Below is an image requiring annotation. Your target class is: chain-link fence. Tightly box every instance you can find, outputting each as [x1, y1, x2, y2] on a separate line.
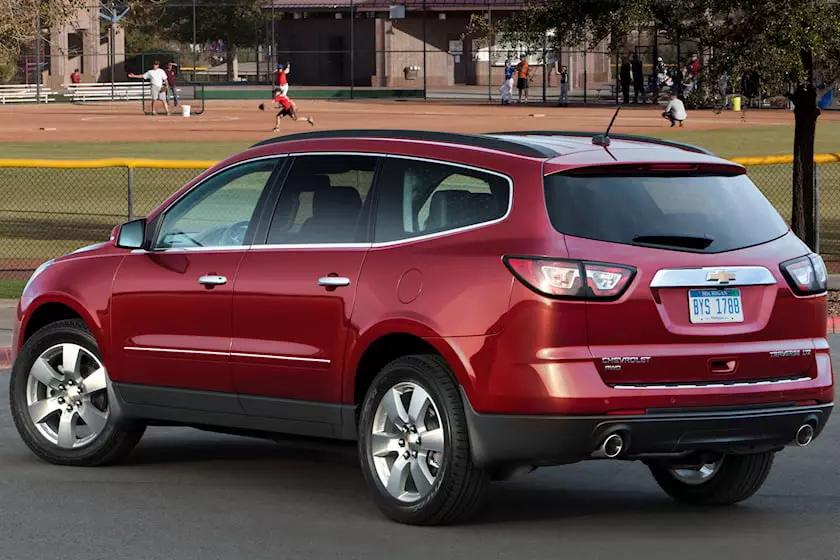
[0, 157, 838, 281]
[0, 160, 210, 279]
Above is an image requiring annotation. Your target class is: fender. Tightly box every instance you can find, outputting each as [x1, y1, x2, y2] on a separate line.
[342, 317, 482, 405]
[17, 253, 124, 368]
[19, 292, 107, 354]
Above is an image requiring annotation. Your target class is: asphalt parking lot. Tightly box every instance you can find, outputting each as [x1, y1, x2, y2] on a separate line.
[1, 342, 838, 560]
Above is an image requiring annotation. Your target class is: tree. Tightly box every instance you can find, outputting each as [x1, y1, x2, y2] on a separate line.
[125, 0, 264, 81]
[484, 0, 840, 251]
[0, 0, 85, 55]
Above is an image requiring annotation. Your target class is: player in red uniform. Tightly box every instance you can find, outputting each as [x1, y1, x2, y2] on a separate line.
[272, 89, 314, 131]
[275, 63, 290, 96]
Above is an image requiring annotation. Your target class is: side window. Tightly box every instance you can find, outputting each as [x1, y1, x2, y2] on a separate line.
[373, 158, 510, 243]
[155, 159, 277, 249]
[267, 155, 377, 244]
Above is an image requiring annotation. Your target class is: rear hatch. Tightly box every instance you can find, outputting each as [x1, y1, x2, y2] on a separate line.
[543, 163, 827, 387]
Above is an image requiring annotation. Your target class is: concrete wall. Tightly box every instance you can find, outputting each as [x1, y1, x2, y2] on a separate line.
[274, 15, 375, 86]
[45, 4, 125, 88]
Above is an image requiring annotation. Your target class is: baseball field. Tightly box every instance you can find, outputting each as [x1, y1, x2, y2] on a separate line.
[0, 99, 838, 296]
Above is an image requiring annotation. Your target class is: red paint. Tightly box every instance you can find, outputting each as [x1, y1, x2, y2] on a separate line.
[109, 251, 244, 392]
[10, 133, 834, 422]
[231, 247, 367, 402]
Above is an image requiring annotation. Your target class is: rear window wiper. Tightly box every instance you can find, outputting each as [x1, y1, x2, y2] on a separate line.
[632, 234, 714, 250]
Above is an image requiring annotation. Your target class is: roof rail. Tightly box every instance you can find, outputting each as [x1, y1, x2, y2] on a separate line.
[487, 130, 715, 156]
[249, 129, 558, 158]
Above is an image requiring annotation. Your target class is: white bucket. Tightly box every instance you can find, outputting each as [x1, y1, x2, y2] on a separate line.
[182, 104, 191, 117]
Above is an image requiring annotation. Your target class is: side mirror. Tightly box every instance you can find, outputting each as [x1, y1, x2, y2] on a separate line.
[116, 218, 147, 250]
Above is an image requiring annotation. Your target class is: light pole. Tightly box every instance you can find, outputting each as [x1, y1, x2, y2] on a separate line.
[193, 0, 198, 81]
[35, 12, 41, 104]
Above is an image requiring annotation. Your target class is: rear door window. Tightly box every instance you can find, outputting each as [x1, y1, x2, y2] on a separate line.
[543, 173, 788, 253]
[373, 158, 510, 243]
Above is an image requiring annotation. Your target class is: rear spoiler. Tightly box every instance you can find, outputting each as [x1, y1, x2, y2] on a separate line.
[551, 162, 746, 177]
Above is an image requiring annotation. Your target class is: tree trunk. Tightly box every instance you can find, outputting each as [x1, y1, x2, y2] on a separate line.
[790, 83, 820, 251]
[226, 45, 236, 82]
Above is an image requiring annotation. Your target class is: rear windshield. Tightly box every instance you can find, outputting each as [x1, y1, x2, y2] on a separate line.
[543, 173, 788, 253]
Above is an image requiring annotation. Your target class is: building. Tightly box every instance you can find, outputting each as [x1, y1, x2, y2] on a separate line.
[23, 4, 125, 89]
[267, 0, 613, 91]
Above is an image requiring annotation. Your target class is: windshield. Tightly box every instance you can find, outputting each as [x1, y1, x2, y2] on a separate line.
[543, 173, 788, 253]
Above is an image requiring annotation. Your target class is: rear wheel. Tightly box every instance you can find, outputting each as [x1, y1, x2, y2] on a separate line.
[358, 354, 488, 525]
[10, 319, 145, 466]
[649, 452, 775, 506]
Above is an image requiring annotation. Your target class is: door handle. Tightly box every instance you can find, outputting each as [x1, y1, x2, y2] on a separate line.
[199, 275, 227, 286]
[318, 276, 351, 288]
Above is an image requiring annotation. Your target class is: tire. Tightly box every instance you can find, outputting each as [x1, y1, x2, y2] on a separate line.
[649, 452, 775, 506]
[357, 354, 488, 525]
[9, 319, 145, 466]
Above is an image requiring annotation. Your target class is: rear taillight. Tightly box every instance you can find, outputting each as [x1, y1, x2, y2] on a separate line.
[504, 257, 635, 300]
[780, 254, 827, 295]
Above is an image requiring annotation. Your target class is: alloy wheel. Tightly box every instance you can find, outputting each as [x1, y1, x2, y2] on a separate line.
[370, 382, 446, 503]
[25, 343, 110, 449]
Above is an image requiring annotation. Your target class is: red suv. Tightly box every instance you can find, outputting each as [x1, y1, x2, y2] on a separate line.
[9, 130, 833, 525]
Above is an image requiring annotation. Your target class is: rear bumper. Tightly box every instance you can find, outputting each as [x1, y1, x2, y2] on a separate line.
[462, 389, 833, 468]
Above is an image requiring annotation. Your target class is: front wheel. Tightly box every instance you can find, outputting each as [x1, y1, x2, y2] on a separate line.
[357, 354, 488, 525]
[649, 452, 775, 506]
[9, 319, 145, 466]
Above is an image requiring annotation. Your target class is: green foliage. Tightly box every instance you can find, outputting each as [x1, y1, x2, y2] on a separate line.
[0, 0, 85, 55]
[125, 0, 263, 50]
[484, 0, 840, 94]
[0, 50, 17, 84]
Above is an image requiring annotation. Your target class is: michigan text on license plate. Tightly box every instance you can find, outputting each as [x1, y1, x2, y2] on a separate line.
[688, 289, 744, 324]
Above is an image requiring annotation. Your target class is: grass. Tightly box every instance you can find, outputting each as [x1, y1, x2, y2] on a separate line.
[0, 120, 838, 160]
[0, 280, 25, 299]
[0, 141, 249, 161]
[645, 121, 840, 158]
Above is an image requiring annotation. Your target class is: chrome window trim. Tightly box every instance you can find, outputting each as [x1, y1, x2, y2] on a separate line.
[254, 151, 515, 249]
[612, 376, 811, 390]
[649, 266, 777, 288]
[133, 152, 514, 253]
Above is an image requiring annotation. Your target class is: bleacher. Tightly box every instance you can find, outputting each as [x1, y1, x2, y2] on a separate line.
[0, 85, 55, 104]
[64, 82, 178, 103]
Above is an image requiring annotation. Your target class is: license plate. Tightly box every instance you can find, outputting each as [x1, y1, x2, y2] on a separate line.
[688, 289, 744, 324]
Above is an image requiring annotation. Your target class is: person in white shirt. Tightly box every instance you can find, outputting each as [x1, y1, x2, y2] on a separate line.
[128, 61, 170, 116]
[662, 92, 686, 127]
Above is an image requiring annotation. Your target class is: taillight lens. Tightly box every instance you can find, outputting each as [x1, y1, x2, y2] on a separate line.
[504, 257, 635, 300]
[780, 254, 827, 295]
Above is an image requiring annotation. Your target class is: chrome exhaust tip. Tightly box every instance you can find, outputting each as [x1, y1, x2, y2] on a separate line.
[592, 433, 625, 458]
[795, 423, 815, 447]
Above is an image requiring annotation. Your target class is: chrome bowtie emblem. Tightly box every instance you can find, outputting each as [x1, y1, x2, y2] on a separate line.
[706, 270, 736, 284]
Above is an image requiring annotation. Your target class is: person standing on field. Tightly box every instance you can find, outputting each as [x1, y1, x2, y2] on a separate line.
[164, 62, 179, 107]
[276, 62, 291, 96]
[631, 54, 645, 103]
[555, 63, 569, 107]
[499, 60, 515, 105]
[620, 57, 632, 105]
[128, 61, 170, 116]
[515, 55, 529, 103]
